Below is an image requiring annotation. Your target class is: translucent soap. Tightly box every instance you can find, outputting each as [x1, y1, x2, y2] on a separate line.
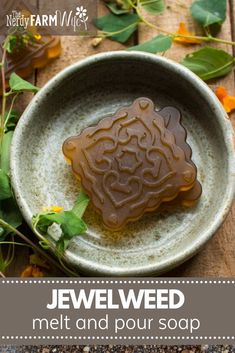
[63, 98, 201, 230]
[0, 35, 61, 87]
[159, 106, 202, 207]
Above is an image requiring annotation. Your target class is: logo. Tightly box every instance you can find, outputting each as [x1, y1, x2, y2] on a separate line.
[1, 0, 97, 36]
[6, 6, 89, 33]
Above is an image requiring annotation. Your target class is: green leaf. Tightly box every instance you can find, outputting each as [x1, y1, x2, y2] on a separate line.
[190, 0, 226, 27]
[9, 73, 40, 93]
[128, 34, 172, 53]
[180, 47, 235, 81]
[0, 169, 12, 200]
[60, 211, 87, 238]
[0, 198, 22, 239]
[33, 193, 89, 252]
[30, 253, 50, 269]
[4, 110, 20, 133]
[4, 31, 37, 54]
[140, 0, 165, 14]
[0, 228, 5, 241]
[5, 35, 18, 54]
[36, 211, 87, 238]
[1, 131, 13, 173]
[34, 208, 87, 253]
[95, 13, 140, 43]
[56, 238, 71, 254]
[106, 2, 130, 15]
[72, 191, 90, 218]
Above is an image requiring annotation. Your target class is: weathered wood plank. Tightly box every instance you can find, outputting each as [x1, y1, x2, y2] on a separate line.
[35, 0, 133, 86]
[138, 0, 235, 276]
[7, 0, 235, 277]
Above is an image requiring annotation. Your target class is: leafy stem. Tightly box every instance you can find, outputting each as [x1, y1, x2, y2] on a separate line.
[100, 0, 235, 47]
[0, 29, 82, 277]
[0, 218, 77, 277]
[207, 36, 235, 46]
[0, 240, 32, 247]
[0, 234, 15, 275]
[0, 45, 7, 148]
[4, 93, 20, 129]
[135, 4, 235, 46]
[99, 21, 140, 37]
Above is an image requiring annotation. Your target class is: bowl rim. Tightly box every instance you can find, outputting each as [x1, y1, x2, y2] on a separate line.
[10, 51, 235, 276]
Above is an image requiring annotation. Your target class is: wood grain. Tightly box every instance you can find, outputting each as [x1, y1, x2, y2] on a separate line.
[7, 0, 235, 277]
[35, 0, 133, 87]
[138, 0, 235, 276]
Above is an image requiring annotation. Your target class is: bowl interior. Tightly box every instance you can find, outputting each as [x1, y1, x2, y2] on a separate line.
[11, 54, 234, 276]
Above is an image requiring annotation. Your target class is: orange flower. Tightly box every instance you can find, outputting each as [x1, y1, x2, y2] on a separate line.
[215, 86, 227, 101]
[21, 265, 44, 277]
[215, 86, 235, 113]
[174, 22, 201, 44]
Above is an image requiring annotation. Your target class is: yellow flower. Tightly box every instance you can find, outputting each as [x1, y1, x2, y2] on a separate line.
[34, 33, 42, 41]
[42, 205, 64, 213]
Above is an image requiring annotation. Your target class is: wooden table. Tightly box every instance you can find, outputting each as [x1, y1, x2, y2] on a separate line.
[8, 0, 235, 277]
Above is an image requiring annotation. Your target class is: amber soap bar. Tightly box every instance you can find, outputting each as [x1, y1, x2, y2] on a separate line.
[0, 35, 61, 86]
[63, 98, 201, 230]
[159, 106, 202, 207]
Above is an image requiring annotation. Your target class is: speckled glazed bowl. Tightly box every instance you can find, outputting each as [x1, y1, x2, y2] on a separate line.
[11, 52, 235, 276]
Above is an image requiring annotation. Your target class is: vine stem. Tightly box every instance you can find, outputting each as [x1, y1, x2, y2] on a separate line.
[99, 21, 139, 37]
[103, 0, 235, 47]
[0, 219, 76, 277]
[4, 93, 19, 129]
[136, 4, 235, 46]
[135, 6, 235, 45]
[0, 46, 7, 148]
[208, 36, 235, 46]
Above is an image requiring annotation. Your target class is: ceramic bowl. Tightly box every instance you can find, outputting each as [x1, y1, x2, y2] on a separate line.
[10, 51, 235, 276]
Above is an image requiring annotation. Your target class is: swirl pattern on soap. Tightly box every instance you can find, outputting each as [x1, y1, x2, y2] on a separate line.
[63, 98, 197, 230]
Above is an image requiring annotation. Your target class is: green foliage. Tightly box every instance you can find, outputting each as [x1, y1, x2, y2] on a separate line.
[95, 13, 140, 43]
[4, 35, 18, 54]
[33, 192, 89, 252]
[0, 198, 22, 239]
[140, 0, 165, 14]
[72, 191, 90, 218]
[106, 0, 131, 15]
[0, 72, 39, 242]
[4, 30, 37, 54]
[181, 47, 235, 81]
[29, 253, 50, 269]
[0, 111, 22, 239]
[4, 110, 20, 133]
[128, 34, 172, 53]
[0, 170, 12, 200]
[9, 73, 40, 93]
[35, 211, 87, 236]
[106, 2, 130, 14]
[190, 0, 226, 28]
[1, 131, 13, 173]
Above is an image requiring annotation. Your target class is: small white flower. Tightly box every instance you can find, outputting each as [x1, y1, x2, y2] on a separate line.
[76, 6, 87, 18]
